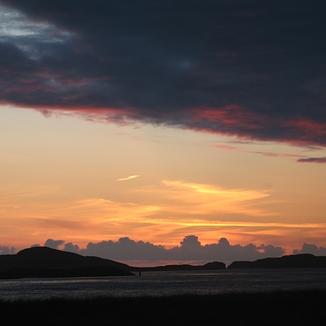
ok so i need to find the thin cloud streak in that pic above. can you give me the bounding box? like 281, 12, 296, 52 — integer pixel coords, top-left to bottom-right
117, 175, 140, 181
297, 157, 326, 163
211, 141, 307, 161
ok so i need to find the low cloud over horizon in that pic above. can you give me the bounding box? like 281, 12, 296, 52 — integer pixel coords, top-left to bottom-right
0, 0, 326, 148
2, 236, 322, 266
0, 245, 16, 255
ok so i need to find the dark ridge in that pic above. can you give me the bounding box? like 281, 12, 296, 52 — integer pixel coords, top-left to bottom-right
0, 246, 133, 278
228, 253, 326, 269
131, 261, 225, 272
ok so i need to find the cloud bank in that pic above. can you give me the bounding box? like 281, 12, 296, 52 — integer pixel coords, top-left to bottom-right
0, 1, 326, 146
40, 235, 286, 264
3, 238, 326, 265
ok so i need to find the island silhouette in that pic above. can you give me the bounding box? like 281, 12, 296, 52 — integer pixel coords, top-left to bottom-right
0, 246, 133, 278
0, 247, 325, 279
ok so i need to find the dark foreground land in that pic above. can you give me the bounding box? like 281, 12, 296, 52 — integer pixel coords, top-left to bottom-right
1, 290, 326, 326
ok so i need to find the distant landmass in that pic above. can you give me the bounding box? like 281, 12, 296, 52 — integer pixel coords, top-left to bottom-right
228, 254, 326, 269
0, 247, 226, 279
1, 248, 325, 279
0, 246, 133, 279
132, 261, 226, 272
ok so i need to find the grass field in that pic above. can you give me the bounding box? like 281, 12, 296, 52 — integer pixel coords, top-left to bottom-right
1, 290, 326, 325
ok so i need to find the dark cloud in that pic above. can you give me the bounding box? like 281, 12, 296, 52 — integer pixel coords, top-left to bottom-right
293, 243, 326, 256
0, 1, 326, 145
0, 245, 16, 254
297, 157, 326, 163
77, 235, 284, 263
40, 239, 79, 252
44, 238, 64, 249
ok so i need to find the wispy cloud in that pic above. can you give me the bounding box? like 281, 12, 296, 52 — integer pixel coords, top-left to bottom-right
249, 151, 303, 158
140, 180, 272, 218
211, 145, 239, 151
117, 175, 140, 181
211, 145, 305, 160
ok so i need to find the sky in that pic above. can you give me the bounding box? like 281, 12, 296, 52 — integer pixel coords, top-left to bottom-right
0, 0, 326, 266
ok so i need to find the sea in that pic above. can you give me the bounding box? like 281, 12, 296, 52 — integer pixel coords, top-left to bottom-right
1, 268, 326, 301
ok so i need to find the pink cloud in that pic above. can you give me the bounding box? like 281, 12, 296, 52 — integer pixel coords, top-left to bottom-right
212, 145, 239, 151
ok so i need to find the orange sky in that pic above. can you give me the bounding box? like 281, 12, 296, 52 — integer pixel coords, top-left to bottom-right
1, 106, 325, 260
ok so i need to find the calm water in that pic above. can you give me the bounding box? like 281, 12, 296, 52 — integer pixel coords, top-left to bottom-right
1, 269, 326, 301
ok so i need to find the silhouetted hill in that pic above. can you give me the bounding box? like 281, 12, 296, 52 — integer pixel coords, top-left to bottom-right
132, 261, 225, 272
0, 247, 133, 278
228, 254, 326, 269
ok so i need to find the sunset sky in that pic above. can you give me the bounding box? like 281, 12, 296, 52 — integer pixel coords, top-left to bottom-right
0, 1, 326, 265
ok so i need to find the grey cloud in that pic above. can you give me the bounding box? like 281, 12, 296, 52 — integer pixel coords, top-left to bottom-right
0, 1, 325, 145
293, 243, 326, 256
44, 238, 64, 249
64, 242, 80, 253
81, 237, 167, 261
77, 235, 284, 263
0, 245, 16, 254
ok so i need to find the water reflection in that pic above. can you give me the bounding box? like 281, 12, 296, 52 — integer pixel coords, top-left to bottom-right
0, 269, 326, 301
